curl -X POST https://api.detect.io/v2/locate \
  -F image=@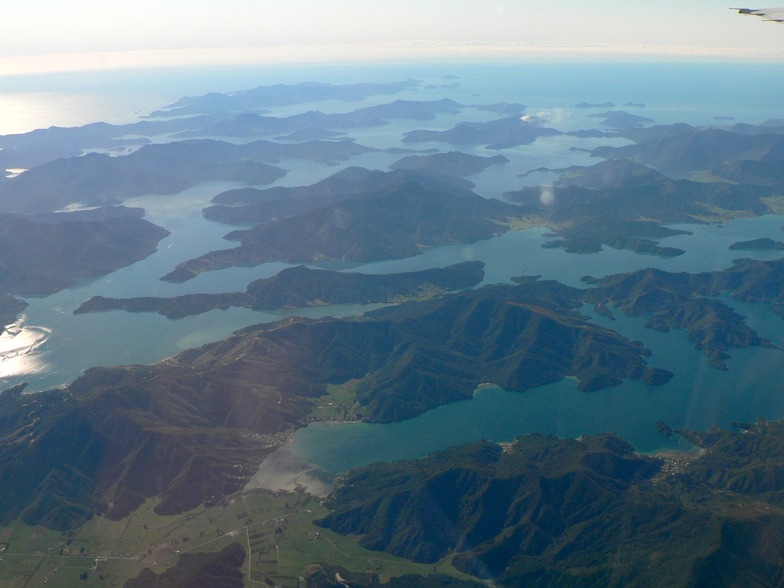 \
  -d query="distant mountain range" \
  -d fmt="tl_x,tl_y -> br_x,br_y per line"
149,81 -> 420,117
171,99 -> 463,139
593,123 -> 784,177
